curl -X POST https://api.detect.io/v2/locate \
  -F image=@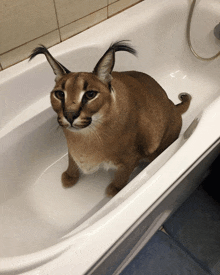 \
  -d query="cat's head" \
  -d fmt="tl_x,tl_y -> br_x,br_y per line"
50,71 -> 112,132
29,41 -> 136,132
